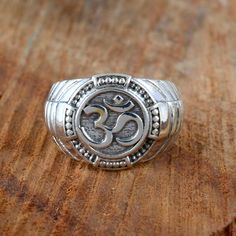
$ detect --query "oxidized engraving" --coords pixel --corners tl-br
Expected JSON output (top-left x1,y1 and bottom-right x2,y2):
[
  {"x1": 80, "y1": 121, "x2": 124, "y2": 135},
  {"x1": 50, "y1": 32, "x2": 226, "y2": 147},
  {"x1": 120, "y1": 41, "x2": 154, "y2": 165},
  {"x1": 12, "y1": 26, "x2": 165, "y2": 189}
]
[
  {"x1": 81, "y1": 95, "x2": 144, "y2": 148},
  {"x1": 75, "y1": 89, "x2": 150, "y2": 159}
]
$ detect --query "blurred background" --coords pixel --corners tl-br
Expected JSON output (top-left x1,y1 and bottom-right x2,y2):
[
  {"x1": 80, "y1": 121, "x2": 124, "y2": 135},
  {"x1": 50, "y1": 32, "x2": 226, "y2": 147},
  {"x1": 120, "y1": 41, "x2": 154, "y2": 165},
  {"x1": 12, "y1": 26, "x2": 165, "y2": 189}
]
[{"x1": 0, "y1": 1, "x2": 236, "y2": 236}]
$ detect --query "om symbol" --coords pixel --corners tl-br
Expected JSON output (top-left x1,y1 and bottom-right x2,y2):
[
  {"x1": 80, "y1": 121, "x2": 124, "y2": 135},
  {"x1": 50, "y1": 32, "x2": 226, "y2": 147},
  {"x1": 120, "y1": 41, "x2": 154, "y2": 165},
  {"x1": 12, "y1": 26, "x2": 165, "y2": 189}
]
[{"x1": 81, "y1": 95, "x2": 144, "y2": 148}]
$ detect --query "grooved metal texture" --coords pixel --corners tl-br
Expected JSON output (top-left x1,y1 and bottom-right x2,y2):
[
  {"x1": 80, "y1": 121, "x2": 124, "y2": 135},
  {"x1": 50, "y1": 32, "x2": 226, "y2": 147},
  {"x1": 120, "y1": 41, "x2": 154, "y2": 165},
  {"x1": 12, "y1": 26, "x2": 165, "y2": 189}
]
[{"x1": 0, "y1": 0, "x2": 236, "y2": 235}]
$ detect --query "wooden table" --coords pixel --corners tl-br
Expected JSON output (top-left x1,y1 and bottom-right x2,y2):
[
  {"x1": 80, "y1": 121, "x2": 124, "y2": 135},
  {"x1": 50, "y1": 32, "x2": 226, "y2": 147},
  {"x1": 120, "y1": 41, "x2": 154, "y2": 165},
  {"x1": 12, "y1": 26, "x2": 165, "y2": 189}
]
[{"x1": 0, "y1": 1, "x2": 236, "y2": 235}]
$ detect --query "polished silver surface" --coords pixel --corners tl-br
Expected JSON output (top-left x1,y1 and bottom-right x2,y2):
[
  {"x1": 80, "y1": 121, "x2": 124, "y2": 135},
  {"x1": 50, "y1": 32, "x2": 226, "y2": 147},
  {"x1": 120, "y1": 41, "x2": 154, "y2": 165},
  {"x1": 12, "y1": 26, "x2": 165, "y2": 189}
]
[{"x1": 45, "y1": 73, "x2": 183, "y2": 170}]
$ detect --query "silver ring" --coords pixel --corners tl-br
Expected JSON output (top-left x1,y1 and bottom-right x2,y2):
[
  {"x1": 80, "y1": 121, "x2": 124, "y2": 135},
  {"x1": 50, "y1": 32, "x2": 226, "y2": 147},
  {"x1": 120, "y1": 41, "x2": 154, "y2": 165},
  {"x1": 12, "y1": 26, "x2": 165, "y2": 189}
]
[{"x1": 45, "y1": 73, "x2": 183, "y2": 170}]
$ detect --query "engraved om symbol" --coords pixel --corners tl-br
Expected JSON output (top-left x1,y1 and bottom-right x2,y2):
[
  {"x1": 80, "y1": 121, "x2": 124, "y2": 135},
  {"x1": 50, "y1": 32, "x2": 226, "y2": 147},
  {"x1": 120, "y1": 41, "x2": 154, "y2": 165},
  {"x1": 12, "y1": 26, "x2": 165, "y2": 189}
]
[{"x1": 81, "y1": 96, "x2": 144, "y2": 148}]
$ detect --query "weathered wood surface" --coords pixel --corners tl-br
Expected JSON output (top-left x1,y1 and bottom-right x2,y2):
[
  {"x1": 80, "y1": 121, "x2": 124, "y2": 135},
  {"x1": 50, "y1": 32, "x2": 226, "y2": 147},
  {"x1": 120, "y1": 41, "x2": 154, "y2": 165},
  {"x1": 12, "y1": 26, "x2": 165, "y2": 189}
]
[
  {"x1": 213, "y1": 219, "x2": 236, "y2": 236},
  {"x1": 0, "y1": 0, "x2": 236, "y2": 235}
]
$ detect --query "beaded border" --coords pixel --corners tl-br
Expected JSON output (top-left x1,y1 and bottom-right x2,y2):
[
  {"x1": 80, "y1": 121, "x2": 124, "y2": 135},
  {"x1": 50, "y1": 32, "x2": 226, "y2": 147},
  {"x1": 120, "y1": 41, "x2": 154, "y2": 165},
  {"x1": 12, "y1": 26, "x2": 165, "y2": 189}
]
[
  {"x1": 65, "y1": 108, "x2": 75, "y2": 137},
  {"x1": 95, "y1": 75, "x2": 129, "y2": 87},
  {"x1": 64, "y1": 76, "x2": 158, "y2": 169},
  {"x1": 150, "y1": 107, "x2": 160, "y2": 137},
  {"x1": 71, "y1": 81, "x2": 94, "y2": 107},
  {"x1": 129, "y1": 80, "x2": 154, "y2": 107}
]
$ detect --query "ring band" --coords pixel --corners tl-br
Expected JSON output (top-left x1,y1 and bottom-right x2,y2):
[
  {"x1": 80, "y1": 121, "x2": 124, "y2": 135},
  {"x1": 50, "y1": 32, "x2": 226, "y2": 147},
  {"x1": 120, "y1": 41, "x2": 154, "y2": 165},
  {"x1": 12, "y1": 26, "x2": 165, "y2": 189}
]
[{"x1": 45, "y1": 73, "x2": 183, "y2": 170}]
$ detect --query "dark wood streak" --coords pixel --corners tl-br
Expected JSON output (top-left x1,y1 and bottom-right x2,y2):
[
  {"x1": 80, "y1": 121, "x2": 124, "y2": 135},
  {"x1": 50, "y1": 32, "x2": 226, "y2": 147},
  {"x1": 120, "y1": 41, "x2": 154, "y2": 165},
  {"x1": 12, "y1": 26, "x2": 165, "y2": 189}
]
[{"x1": 0, "y1": 0, "x2": 236, "y2": 235}]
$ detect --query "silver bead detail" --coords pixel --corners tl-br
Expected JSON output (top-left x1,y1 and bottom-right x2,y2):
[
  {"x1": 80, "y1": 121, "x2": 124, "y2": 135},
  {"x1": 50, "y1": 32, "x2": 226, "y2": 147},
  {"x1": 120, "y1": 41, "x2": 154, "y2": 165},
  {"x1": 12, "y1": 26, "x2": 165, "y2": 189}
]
[
  {"x1": 106, "y1": 162, "x2": 113, "y2": 168},
  {"x1": 84, "y1": 152, "x2": 90, "y2": 158},
  {"x1": 130, "y1": 83, "x2": 135, "y2": 88},
  {"x1": 80, "y1": 90, "x2": 85, "y2": 95},
  {"x1": 88, "y1": 83, "x2": 93, "y2": 89},
  {"x1": 141, "y1": 148, "x2": 146, "y2": 154},
  {"x1": 135, "y1": 86, "x2": 140, "y2": 91},
  {"x1": 113, "y1": 162, "x2": 120, "y2": 168},
  {"x1": 153, "y1": 122, "x2": 159, "y2": 128},
  {"x1": 137, "y1": 152, "x2": 142, "y2": 157},
  {"x1": 66, "y1": 116, "x2": 72, "y2": 122},
  {"x1": 119, "y1": 78, "x2": 126, "y2": 84},
  {"x1": 152, "y1": 129, "x2": 159, "y2": 135},
  {"x1": 100, "y1": 161, "x2": 106, "y2": 167},
  {"x1": 153, "y1": 116, "x2": 159, "y2": 122},
  {"x1": 105, "y1": 77, "x2": 110, "y2": 84},
  {"x1": 79, "y1": 148, "x2": 85, "y2": 154},
  {"x1": 152, "y1": 109, "x2": 159, "y2": 115},
  {"x1": 66, "y1": 123, "x2": 72, "y2": 129},
  {"x1": 66, "y1": 110, "x2": 73, "y2": 116},
  {"x1": 120, "y1": 161, "x2": 126, "y2": 167},
  {"x1": 113, "y1": 77, "x2": 119, "y2": 83},
  {"x1": 66, "y1": 130, "x2": 73, "y2": 136}
]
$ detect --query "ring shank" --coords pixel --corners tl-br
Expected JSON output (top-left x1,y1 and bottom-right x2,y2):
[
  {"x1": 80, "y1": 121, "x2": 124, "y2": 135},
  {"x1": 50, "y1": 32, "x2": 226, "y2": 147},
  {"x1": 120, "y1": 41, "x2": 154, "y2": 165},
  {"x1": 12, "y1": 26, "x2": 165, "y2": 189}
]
[{"x1": 138, "y1": 79, "x2": 183, "y2": 162}]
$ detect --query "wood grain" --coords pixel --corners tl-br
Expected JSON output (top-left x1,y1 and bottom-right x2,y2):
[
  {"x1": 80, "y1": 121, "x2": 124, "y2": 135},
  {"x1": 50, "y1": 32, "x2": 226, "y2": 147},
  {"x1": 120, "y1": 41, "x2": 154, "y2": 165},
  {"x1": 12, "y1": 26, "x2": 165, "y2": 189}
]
[{"x1": 0, "y1": 0, "x2": 236, "y2": 235}]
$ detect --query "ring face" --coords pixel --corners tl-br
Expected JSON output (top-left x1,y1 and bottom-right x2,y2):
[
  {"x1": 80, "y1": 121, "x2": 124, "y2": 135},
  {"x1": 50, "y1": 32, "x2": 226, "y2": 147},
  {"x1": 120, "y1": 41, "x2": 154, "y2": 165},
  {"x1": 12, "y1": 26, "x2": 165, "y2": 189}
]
[
  {"x1": 68, "y1": 74, "x2": 156, "y2": 169},
  {"x1": 75, "y1": 88, "x2": 150, "y2": 159},
  {"x1": 45, "y1": 73, "x2": 183, "y2": 170}
]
